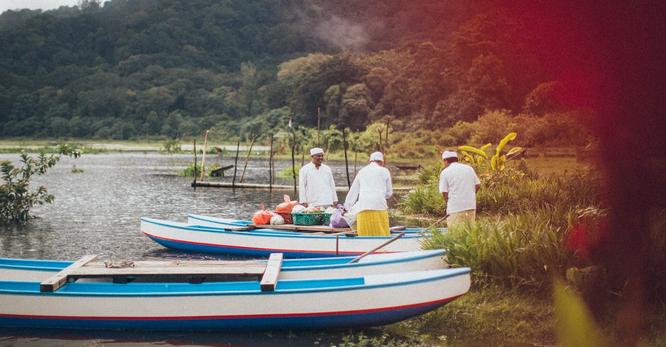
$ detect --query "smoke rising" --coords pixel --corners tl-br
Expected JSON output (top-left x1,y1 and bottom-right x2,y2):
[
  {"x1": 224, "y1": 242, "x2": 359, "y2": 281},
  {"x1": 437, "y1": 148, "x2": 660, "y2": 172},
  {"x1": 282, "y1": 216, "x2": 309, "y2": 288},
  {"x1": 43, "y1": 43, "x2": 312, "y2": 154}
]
[{"x1": 293, "y1": 2, "x2": 370, "y2": 52}]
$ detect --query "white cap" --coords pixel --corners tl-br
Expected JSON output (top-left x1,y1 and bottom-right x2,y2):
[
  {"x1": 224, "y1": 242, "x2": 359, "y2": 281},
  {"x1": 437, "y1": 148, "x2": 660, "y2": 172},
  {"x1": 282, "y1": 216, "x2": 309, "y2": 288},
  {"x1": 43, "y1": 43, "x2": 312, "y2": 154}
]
[
  {"x1": 310, "y1": 147, "x2": 324, "y2": 156},
  {"x1": 442, "y1": 150, "x2": 458, "y2": 159},
  {"x1": 369, "y1": 151, "x2": 384, "y2": 162}
]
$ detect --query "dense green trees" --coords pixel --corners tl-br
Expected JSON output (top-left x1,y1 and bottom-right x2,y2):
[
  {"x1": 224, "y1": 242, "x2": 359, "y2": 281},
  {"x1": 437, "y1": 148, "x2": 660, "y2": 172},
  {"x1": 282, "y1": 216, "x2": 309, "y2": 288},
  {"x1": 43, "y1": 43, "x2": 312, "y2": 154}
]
[{"x1": 0, "y1": 0, "x2": 582, "y2": 146}]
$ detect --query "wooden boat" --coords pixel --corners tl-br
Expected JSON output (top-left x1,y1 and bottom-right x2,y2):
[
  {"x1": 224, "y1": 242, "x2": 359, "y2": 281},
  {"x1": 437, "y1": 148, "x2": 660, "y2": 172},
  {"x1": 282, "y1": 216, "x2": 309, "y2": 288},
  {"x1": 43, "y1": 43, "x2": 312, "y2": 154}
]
[
  {"x1": 0, "y1": 254, "x2": 471, "y2": 331},
  {"x1": 187, "y1": 213, "x2": 429, "y2": 234},
  {"x1": 141, "y1": 217, "x2": 427, "y2": 258},
  {"x1": 0, "y1": 249, "x2": 447, "y2": 283}
]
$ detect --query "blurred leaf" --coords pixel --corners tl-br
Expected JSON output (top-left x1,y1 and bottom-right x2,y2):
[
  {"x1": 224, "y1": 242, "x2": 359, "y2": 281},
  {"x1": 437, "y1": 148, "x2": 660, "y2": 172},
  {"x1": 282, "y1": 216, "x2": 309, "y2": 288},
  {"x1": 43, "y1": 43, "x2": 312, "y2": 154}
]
[{"x1": 554, "y1": 279, "x2": 608, "y2": 347}]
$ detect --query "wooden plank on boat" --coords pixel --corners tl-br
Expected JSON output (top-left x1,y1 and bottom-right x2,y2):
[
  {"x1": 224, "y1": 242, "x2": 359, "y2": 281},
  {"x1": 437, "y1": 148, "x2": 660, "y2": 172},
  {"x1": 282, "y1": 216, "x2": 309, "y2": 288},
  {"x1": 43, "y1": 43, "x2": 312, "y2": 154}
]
[
  {"x1": 40, "y1": 255, "x2": 98, "y2": 292},
  {"x1": 66, "y1": 263, "x2": 267, "y2": 278},
  {"x1": 260, "y1": 253, "x2": 283, "y2": 292}
]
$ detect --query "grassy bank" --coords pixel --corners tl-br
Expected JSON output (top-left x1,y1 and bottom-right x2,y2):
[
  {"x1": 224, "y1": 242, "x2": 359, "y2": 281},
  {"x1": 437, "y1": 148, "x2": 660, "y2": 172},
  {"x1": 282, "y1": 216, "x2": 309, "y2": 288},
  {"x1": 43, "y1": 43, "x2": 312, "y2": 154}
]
[
  {"x1": 338, "y1": 285, "x2": 556, "y2": 346},
  {"x1": 390, "y1": 157, "x2": 666, "y2": 346}
]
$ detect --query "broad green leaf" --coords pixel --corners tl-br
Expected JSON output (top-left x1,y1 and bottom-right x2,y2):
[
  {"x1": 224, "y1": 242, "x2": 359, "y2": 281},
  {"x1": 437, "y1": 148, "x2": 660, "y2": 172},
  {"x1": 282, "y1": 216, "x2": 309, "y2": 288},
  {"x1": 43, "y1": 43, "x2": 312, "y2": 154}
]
[
  {"x1": 496, "y1": 132, "x2": 517, "y2": 155},
  {"x1": 459, "y1": 145, "x2": 488, "y2": 159},
  {"x1": 554, "y1": 279, "x2": 608, "y2": 347},
  {"x1": 506, "y1": 146, "x2": 523, "y2": 157}
]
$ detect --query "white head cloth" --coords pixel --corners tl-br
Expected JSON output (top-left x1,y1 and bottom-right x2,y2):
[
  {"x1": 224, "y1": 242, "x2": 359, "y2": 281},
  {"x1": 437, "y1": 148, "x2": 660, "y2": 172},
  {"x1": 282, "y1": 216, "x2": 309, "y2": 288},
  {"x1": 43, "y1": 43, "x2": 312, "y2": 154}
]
[
  {"x1": 369, "y1": 151, "x2": 384, "y2": 162},
  {"x1": 310, "y1": 147, "x2": 324, "y2": 156},
  {"x1": 442, "y1": 150, "x2": 458, "y2": 159}
]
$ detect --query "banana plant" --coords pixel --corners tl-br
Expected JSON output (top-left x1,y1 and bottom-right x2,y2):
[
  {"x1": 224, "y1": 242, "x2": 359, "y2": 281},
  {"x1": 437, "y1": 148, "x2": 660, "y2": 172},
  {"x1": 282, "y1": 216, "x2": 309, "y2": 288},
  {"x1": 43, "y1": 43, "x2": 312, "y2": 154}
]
[{"x1": 458, "y1": 132, "x2": 522, "y2": 172}]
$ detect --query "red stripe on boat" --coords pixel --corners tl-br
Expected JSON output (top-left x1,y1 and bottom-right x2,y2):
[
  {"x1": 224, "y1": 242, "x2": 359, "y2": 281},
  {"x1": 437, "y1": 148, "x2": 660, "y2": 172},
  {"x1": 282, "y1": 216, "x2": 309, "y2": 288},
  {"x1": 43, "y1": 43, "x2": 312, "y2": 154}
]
[{"x1": 0, "y1": 295, "x2": 460, "y2": 321}]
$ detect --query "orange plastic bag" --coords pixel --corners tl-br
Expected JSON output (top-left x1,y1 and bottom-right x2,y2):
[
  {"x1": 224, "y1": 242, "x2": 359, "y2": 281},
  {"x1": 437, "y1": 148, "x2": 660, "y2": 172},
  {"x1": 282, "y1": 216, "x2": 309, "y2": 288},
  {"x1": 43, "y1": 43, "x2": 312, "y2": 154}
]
[
  {"x1": 252, "y1": 203, "x2": 274, "y2": 225},
  {"x1": 275, "y1": 195, "x2": 298, "y2": 213}
]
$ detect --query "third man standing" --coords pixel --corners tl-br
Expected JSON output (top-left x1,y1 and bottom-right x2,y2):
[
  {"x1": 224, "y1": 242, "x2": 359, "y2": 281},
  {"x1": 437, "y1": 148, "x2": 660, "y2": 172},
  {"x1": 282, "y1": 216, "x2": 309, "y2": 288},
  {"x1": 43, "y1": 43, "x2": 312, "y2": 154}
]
[{"x1": 439, "y1": 150, "x2": 481, "y2": 227}]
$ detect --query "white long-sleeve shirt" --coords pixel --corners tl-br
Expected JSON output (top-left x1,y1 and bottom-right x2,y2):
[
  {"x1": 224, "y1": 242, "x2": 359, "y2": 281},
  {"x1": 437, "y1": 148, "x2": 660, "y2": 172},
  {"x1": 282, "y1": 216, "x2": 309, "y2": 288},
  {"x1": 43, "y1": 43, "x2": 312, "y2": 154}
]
[
  {"x1": 344, "y1": 162, "x2": 393, "y2": 212},
  {"x1": 298, "y1": 162, "x2": 338, "y2": 207}
]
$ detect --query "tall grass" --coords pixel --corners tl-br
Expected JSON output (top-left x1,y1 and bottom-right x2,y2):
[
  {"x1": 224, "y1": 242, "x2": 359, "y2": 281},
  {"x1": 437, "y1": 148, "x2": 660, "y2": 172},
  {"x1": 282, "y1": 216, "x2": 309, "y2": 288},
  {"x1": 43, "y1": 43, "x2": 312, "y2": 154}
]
[
  {"x1": 400, "y1": 163, "x2": 601, "y2": 217},
  {"x1": 424, "y1": 207, "x2": 576, "y2": 291},
  {"x1": 402, "y1": 162, "x2": 603, "y2": 291}
]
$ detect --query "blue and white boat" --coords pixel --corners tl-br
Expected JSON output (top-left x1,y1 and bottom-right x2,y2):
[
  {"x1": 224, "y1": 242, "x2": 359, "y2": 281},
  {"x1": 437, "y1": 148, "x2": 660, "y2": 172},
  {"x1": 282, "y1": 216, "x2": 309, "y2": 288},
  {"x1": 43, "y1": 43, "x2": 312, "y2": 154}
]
[
  {"x1": 0, "y1": 250, "x2": 447, "y2": 283},
  {"x1": 0, "y1": 256, "x2": 470, "y2": 331},
  {"x1": 187, "y1": 214, "x2": 429, "y2": 234},
  {"x1": 141, "y1": 217, "x2": 427, "y2": 258}
]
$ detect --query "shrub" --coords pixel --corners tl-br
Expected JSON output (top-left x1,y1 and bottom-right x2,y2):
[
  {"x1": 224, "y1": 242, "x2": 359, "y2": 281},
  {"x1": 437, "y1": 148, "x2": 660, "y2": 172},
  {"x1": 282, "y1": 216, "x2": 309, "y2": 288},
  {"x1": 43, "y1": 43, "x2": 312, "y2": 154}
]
[
  {"x1": 180, "y1": 162, "x2": 221, "y2": 177},
  {"x1": 162, "y1": 139, "x2": 181, "y2": 153},
  {"x1": 469, "y1": 110, "x2": 514, "y2": 145},
  {"x1": 443, "y1": 121, "x2": 475, "y2": 145},
  {"x1": 1, "y1": 146, "x2": 80, "y2": 224},
  {"x1": 424, "y1": 207, "x2": 578, "y2": 291}
]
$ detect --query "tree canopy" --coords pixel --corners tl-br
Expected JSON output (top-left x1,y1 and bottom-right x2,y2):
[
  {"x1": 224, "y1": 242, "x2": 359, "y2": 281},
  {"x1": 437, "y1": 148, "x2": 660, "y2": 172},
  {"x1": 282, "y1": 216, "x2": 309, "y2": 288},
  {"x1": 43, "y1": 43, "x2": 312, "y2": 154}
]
[{"x1": 0, "y1": 0, "x2": 574, "y2": 141}]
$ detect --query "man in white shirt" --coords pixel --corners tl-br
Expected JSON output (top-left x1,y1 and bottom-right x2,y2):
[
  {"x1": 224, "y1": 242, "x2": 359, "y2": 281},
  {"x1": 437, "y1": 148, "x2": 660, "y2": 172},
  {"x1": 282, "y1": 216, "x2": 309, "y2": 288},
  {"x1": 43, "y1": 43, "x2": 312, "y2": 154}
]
[
  {"x1": 298, "y1": 147, "x2": 338, "y2": 208},
  {"x1": 344, "y1": 151, "x2": 393, "y2": 236},
  {"x1": 439, "y1": 150, "x2": 481, "y2": 227}
]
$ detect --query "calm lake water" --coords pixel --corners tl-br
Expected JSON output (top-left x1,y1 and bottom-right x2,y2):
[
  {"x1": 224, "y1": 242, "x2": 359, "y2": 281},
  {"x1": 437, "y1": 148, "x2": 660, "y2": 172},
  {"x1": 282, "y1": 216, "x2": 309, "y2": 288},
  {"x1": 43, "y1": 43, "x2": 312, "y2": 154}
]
[{"x1": 0, "y1": 152, "x2": 398, "y2": 346}]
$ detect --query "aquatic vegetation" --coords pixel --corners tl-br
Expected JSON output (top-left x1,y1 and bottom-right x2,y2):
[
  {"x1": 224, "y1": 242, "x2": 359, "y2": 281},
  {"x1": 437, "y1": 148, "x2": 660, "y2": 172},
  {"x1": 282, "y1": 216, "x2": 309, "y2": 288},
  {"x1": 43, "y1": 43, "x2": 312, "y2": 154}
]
[{"x1": 0, "y1": 146, "x2": 81, "y2": 224}]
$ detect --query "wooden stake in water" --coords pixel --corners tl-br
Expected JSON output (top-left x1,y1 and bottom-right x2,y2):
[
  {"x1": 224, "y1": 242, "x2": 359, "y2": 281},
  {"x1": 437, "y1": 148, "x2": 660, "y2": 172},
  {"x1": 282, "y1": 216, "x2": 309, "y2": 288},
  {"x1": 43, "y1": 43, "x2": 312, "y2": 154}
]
[
  {"x1": 269, "y1": 134, "x2": 274, "y2": 191},
  {"x1": 290, "y1": 118, "x2": 297, "y2": 198},
  {"x1": 316, "y1": 106, "x2": 321, "y2": 146},
  {"x1": 240, "y1": 134, "x2": 257, "y2": 183},
  {"x1": 192, "y1": 139, "x2": 197, "y2": 191},
  {"x1": 232, "y1": 139, "x2": 240, "y2": 189},
  {"x1": 199, "y1": 130, "x2": 209, "y2": 181}
]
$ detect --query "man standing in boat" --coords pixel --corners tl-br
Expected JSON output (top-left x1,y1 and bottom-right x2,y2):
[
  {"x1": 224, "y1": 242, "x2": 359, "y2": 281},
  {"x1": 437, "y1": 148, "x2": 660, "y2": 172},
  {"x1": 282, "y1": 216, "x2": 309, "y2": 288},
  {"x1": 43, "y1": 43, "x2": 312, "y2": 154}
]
[
  {"x1": 439, "y1": 150, "x2": 481, "y2": 227},
  {"x1": 343, "y1": 152, "x2": 393, "y2": 236},
  {"x1": 298, "y1": 147, "x2": 338, "y2": 208}
]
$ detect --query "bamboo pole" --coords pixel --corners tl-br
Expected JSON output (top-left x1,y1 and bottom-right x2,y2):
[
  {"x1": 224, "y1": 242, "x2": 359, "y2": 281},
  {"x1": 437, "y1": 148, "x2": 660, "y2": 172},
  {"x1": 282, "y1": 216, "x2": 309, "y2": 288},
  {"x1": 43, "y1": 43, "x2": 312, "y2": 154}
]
[
  {"x1": 349, "y1": 232, "x2": 406, "y2": 263},
  {"x1": 291, "y1": 124, "x2": 297, "y2": 198},
  {"x1": 269, "y1": 134, "x2": 274, "y2": 191},
  {"x1": 232, "y1": 139, "x2": 240, "y2": 189},
  {"x1": 316, "y1": 106, "x2": 321, "y2": 146},
  {"x1": 192, "y1": 139, "x2": 197, "y2": 191},
  {"x1": 239, "y1": 134, "x2": 257, "y2": 183},
  {"x1": 343, "y1": 128, "x2": 351, "y2": 188},
  {"x1": 199, "y1": 130, "x2": 209, "y2": 180}
]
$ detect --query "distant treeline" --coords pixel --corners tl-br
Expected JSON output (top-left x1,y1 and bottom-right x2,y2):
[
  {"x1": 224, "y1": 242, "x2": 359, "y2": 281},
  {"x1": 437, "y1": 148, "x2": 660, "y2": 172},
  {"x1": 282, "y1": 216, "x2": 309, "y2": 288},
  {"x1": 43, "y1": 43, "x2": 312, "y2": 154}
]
[{"x1": 0, "y1": 0, "x2": 585, "y2": 145}]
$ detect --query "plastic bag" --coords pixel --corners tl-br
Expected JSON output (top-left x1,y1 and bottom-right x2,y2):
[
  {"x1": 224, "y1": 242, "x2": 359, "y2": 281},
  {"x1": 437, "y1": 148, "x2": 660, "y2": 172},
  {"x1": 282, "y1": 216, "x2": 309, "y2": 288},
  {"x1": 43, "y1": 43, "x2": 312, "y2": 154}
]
[
  {"x1": 329, "y1": 205, "x2": 350, "y2": 228},
  {"x1": 270, "y1": 214, "x2": 285, "y2": 225},
  {"x1": 252, "y1": 203, "x2": 274, "y2": 225},
  {"x1": 291, "y1": 205, "x2": 306, "y2": 214},
  {"x1": 275, "y1": 195, "x2": 299, "y2": 213}
]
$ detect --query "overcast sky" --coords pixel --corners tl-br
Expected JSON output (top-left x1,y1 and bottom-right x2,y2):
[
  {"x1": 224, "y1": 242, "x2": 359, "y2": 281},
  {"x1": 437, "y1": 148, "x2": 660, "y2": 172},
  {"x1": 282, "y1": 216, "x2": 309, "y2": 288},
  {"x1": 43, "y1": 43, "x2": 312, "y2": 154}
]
[{"x1": 0, "y1": 0, "x2": 84, "y2": 14}]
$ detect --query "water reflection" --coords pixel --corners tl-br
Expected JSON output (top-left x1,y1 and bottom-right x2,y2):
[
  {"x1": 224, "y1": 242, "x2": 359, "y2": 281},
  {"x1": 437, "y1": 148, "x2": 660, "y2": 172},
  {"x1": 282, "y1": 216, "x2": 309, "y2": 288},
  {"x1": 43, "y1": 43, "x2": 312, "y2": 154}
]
[{"x1": 0, "y1": 153, "x2": 354, "y2": 260}]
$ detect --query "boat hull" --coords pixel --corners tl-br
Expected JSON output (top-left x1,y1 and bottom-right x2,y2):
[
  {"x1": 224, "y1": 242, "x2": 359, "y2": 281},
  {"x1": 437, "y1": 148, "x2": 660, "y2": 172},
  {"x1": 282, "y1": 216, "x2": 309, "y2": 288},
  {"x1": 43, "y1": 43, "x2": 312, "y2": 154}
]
[
  {"x1": 142, "y1": 218, "x2": 426, "y2": 258},
  {"x1": 0, "y1": 269, "x2": 471, "y2": 331}
]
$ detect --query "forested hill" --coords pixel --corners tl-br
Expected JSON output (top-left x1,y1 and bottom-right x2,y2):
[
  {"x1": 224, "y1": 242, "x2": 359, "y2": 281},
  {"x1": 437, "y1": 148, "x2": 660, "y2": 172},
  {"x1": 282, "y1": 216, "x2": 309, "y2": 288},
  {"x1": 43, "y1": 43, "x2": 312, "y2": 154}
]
[{"x1": 0, "y1": 0, "x2": 572, "y2": 141}]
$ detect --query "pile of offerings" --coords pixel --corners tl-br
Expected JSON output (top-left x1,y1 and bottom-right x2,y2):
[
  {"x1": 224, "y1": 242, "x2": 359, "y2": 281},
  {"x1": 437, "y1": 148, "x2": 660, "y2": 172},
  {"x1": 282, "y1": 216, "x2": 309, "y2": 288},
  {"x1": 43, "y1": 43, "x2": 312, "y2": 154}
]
[
  {"x1": 251, "y1": 195, "x2": 337, "y2": 226},
  {"x1": 291, "y1": 205, "x2": 337, "y2": 226}
]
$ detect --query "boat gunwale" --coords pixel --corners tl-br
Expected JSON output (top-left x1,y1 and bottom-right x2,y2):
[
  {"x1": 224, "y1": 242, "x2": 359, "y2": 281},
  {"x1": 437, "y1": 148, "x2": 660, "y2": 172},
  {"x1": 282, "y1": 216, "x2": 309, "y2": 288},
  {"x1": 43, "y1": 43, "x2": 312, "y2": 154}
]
[
  {"x1": 187, "y1": 214, "x2": 429, "y2": 234},
  {"x1": 0, "y1": 268, "x2": 470, "y2": 297},
  {"x1": 143, "y1": 218, "x2": 425, "y2": 240},
  {"x1": 0, "y1": 250, "x2": 446, "y2": 273}
]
